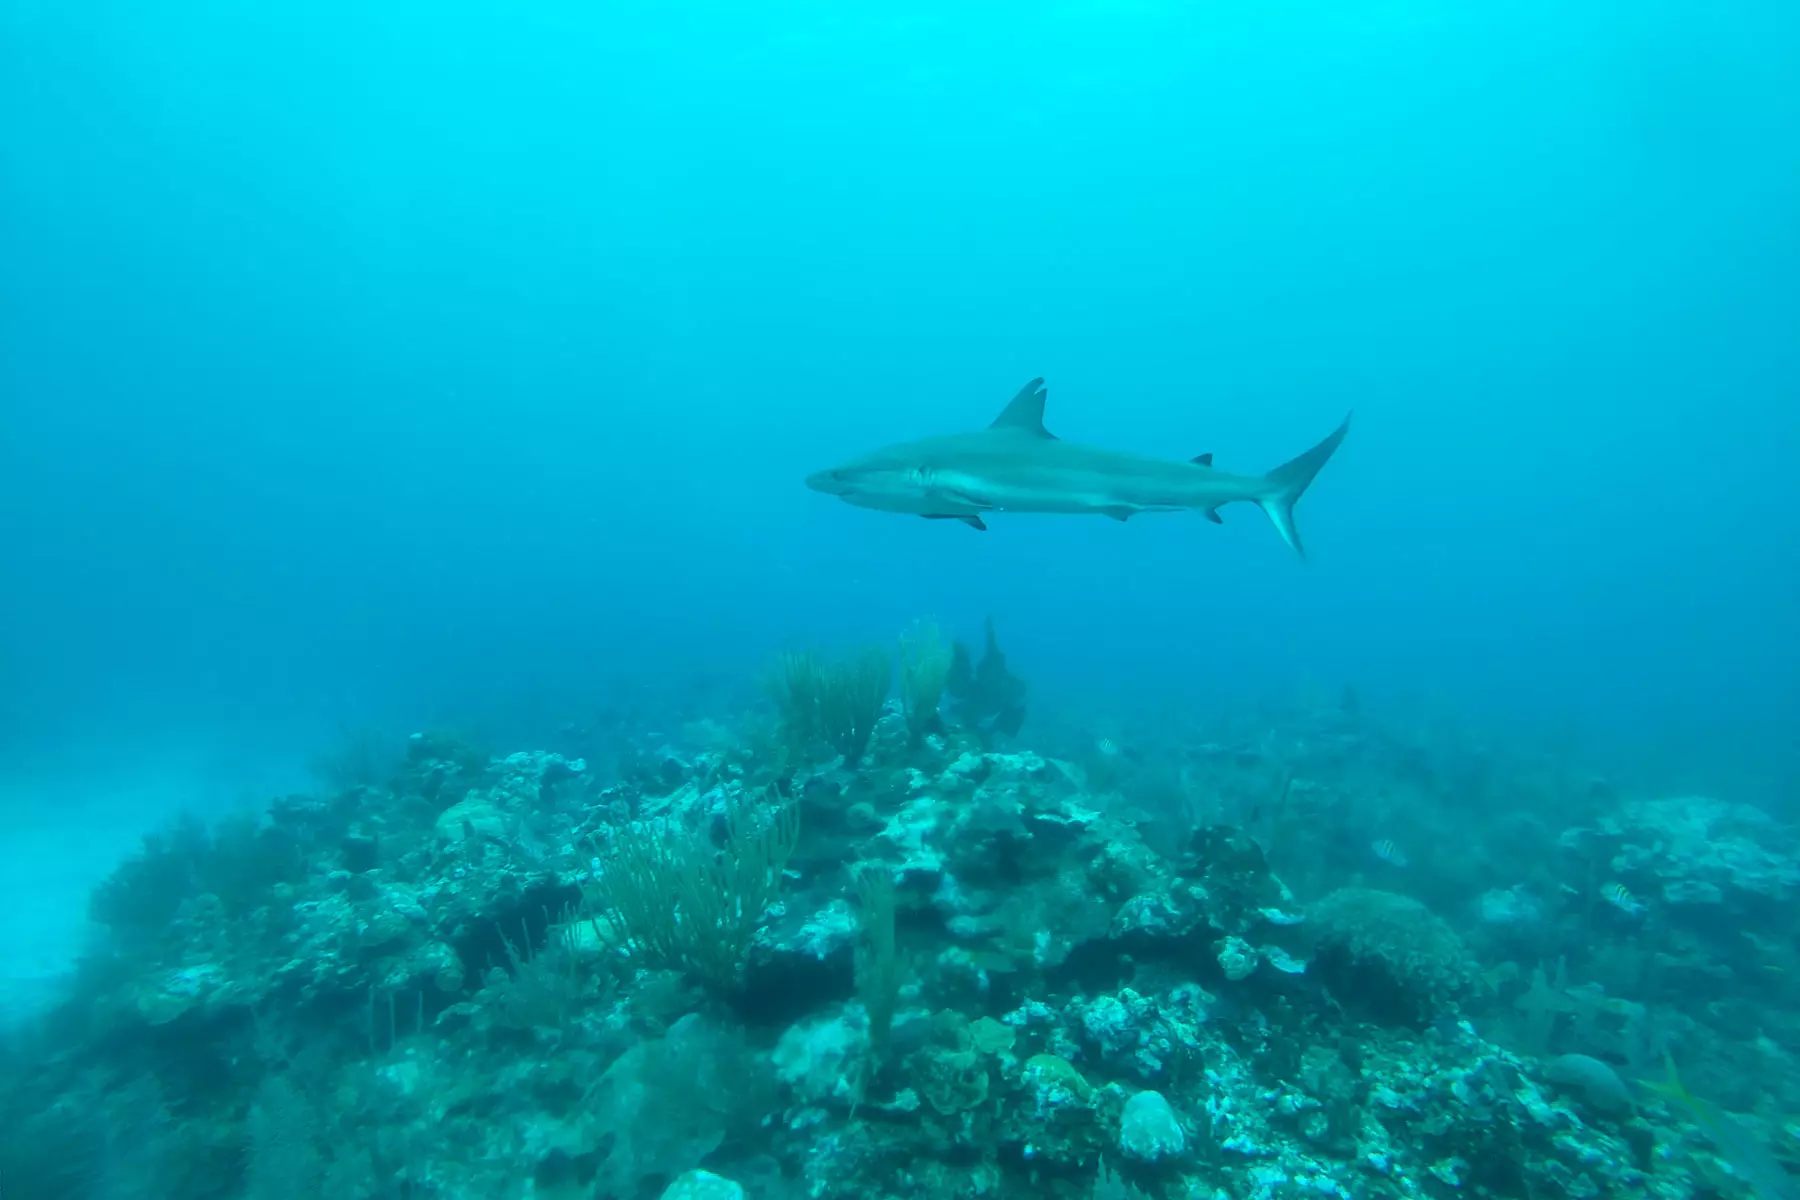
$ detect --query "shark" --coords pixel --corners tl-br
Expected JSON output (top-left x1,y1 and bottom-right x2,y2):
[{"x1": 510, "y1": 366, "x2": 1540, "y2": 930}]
[{"x1": 805, "y1": 378, "x2": 1351, "y2": 556}]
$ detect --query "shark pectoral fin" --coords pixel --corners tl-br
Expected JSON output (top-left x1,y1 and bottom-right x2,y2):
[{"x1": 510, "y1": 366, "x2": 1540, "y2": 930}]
[
  {"x1": 1203, "y1": 507, "x2": 1224, "y2": 524},
  {"x1": 923, "y1": 514, "x2": 988, "y2": 531},
  {"x1": 1191, "y1": 453, "x2": 1213, "y2": 466},
  {"x1": 988, "y1": 378, "x2": 1056, "y2": 438}
]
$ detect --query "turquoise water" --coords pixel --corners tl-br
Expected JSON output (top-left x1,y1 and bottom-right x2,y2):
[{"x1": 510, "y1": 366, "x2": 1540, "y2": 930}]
[{"x1": 0, "y1": 2, "x2": 1796, "y2": 1198}]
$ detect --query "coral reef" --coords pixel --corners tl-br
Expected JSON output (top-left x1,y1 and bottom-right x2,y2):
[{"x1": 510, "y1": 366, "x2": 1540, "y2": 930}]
[{"x1": 4, "y1": 638, "x2": 1796, "y2": 1200}]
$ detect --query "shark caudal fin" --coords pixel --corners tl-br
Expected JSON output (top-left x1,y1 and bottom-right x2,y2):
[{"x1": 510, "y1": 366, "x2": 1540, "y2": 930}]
[{"x1": 1256, "y1": 414, "x2": 1351, "y2": 558}]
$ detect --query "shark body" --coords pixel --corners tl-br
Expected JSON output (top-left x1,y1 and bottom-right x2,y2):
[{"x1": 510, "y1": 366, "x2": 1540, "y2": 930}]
[{"x1": 805, "y1": 378, "x2": 1351, "y2": 556}]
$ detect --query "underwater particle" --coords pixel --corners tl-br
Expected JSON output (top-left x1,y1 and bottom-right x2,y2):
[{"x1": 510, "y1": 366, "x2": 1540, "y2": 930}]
[
  {"x1": 659, "y1": 1169, "x2": 746, "y2": 1200},
  {"x1": 1370, "y1": 839, "x2": 1408, "y2": 868},
  {"x1": 1119, "y1": 1089, "x2": 1186, "y2": 1161},
  {"x1": 1600, "y1": 882, "x2": 1645, "y2": 916}
]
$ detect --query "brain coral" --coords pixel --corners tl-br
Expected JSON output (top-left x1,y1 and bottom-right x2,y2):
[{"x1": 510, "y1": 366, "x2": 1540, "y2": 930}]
[{"x1": 1308, "y1": 887, "x2": 1473, "y2": 1022}]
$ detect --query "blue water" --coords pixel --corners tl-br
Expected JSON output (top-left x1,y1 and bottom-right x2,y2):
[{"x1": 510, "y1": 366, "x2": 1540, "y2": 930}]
[{"x1": 2, "y1": 0, "x2": 1796, "y2": 1004}]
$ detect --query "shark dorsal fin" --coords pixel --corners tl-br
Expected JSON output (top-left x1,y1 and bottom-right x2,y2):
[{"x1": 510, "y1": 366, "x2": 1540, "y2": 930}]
[
  {"x1": 1191, "y1": 453, "x2": 1213, "y2": 466},
  {"x1": 988, "y1": 378, "x2": 1055, "y2": 438}
]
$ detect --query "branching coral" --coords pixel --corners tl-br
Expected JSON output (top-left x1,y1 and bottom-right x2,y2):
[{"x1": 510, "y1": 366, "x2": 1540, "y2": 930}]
[
  {"x1": 769, "y1": 646, "x2": 891, "y2": 765},
  {"x1": 852, "y1": 864, "x2": 902, "y2": 1061},
  {"x1": 583, "y1": 791, "x2": 799, "y2": 992},
  {"x1": 898, "y1": 620, "x2": 954, "y2": 743}
]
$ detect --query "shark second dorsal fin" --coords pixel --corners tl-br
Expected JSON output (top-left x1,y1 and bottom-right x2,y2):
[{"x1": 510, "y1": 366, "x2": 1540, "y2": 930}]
[
  {"x1": 1191, "y1": 453, "x2": 1213, "y2": 466},
  {"x1": 989, "y1": 378, "x2": 1055, "y2": 438}
]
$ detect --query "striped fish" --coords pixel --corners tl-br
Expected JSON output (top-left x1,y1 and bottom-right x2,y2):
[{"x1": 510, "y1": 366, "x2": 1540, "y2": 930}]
[
  {"x1": 1371, "y1": 839, "x2": 1408, "y2": 868},
  {"x1": 1601, "y1": 882, "x2": 1645, "y2": 915}
]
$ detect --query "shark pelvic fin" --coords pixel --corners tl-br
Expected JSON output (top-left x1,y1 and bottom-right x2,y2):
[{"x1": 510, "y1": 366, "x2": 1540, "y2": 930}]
[
  {"x1": 923, "y1": 513, "x2": 988, "y2": 531},
  {"x1": 988, "y1": 378, "x2": 1055, "y2": 438},
  {"x1": 1203, "y1": 507, "x2": 1223, "y2": 524},
  {"x1": 1256, "y1": 413, "x2": 1351, "y2": 559}
]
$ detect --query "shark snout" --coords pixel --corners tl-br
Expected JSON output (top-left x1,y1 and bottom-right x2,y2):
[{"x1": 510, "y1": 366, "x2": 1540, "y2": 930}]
[{"x1": 805, "y1": 468, "x2": 849, "y2": 495}]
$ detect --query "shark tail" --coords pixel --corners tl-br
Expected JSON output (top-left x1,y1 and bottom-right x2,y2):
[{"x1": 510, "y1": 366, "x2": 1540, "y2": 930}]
[{"x1": 1256, "y1": 414, "x2": 1351, "y2": 558}]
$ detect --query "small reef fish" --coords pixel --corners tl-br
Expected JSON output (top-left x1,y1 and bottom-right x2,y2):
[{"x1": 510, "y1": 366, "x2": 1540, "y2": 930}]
[
  {"x1": 1601, "y1": 882, "x2": 1645, "y2": 916},
  {"x1": 1371, "y1": 839, "x2": 1408, "y2": 868}
]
